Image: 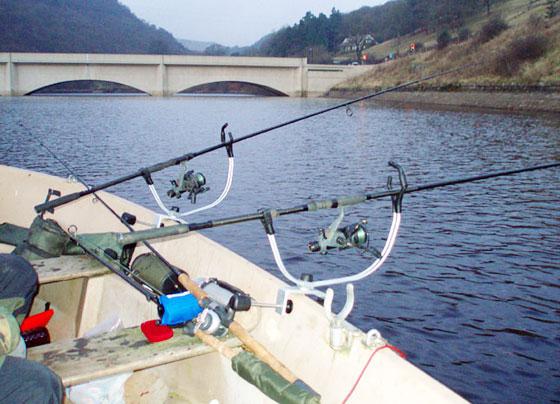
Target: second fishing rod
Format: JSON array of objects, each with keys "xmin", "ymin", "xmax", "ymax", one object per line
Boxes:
[
  {"xmin": 107, "ymin": 160, "xmax": 560, "ymax": 248},
  {"xmin": 69, "ymin": 160, "xmax": 558, "ymax": 297},
  {"xmin": 35, "ymin": 64, "xmax": 473, "ymax": 214}
]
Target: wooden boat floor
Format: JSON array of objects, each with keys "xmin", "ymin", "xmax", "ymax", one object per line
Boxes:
[
  {"xmin": 28, "ymin": 326, "xmax": 241, "ymax": 386},
  {"xmin": 32, "ymin": 255, "xmax": 110, "ymax": 284}
]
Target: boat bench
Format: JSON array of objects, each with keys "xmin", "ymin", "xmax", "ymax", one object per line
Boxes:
[
  {"xmin": 32, "ymin": 255, "xmax": 110, "ymax": 284},
  {"xmin": 27, "ymin": 325, "xmax": 241, "ymax": 387},
  {"xmin": 29, "ymin": 256, "xmax": 241, "ymax": 387}
]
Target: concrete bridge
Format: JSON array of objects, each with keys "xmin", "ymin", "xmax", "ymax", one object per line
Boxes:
[{"xmin": 0, "ymin": 52, "xmax": 372, "ymax": 97}]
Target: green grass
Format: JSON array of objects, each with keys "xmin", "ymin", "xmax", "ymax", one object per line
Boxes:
[{"xmin": 359, "ymin": 0, "xmax": 550, "ymax": 60}]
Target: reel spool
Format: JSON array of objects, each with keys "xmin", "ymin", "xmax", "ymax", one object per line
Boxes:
[
  {"xmin": 307, "ymin": 206, "xmax": 370, "ymax": 254},
  {"xmin": 308, "ymin": 221, "xmax": 369, "ymax": 253},
  {"xmin": 168, "ymin": 169, "xmax": 209, "ymax": 203}
]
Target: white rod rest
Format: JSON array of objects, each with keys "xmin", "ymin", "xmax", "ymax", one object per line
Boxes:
[
  {"xmin": 180, "ymin": 157, "xmax": 234, "ymax": 218},
  {"xmin": 324, "ymin": 284, "xmax": 354, "ymax": 322},
  {"xmin": 267, "ymin": 211, "xmax": 401, "ymax": 291},
  {"xmin": 148, "ymin": 157, "xmax": 234, "ymax": 225}
]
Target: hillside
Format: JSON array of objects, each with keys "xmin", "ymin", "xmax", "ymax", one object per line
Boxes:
[
  {"xmin": 197, "ymin": 1, "xmax": 495, "ymax": 59},
  {"xmin": 253, "ymin": 0, "xmax": 493, "ymax": 60},
  {"xmin": 331, "ymin": 0, "xmax": 560, "ymax": 94},
  {"xmin": 0, "ymin": 0, "xmax": 187, "ymax": 54},
  {"xmin": 179, "ymin": 39, "xmax": 215, "ymax": 53}
]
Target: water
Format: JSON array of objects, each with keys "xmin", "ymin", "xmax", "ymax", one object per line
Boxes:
[{"xmin": 1, "ymin": 95, "xmax": 559, "ymax": 402}]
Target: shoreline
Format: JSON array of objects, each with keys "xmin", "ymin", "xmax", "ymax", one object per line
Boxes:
[{"xmin": 326, "ymin": 90, "xmax": 560, "ymax": 114}]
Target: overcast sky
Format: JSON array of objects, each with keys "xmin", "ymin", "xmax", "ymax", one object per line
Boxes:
[{"xmin": 118, "ymin": 1, "xmax": 386, "ymax": 47}]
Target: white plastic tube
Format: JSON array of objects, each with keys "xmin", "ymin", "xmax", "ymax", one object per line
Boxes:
[
  {"xmin": 267, "ymin": 212, "xmax": 401, "ymax": 290},
  {"xmin": 179, "ymin": 158, "xmax": 234, "ymax": 218},
  {"xmin": 148, "ymin": 157, "xmax": 234, "ymax": 224}
]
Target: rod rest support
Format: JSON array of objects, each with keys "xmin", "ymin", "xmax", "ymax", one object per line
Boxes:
[
  {"xmin": 388, "ymin": 161, "xmax": 408, "ymax": 213},
  {"xmin": 259, "ymin": 209, "xmax": 278, "ymax": 235},
  {"xmin": 140, "ymin": 169, "xmax": 154, "ymax": 185},
  {"xmin": 324, "ymin": 283, "xmax": 354, "ymax": 323},
  {"xmin": 324, "ymin": 283, "xmax": 355, "ymax": 350},
  {"xmin": 221, "ymin": 123, "xmax": 234, "ymax": 158}
]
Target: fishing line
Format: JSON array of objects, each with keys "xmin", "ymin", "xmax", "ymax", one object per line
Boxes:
[{"xmin": 342, "ymin": 344, "xmax": 407, "ymax": 404}]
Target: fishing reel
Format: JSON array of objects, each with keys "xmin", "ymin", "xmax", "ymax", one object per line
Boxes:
[
  {"xmin": 189, "ymin": 299, "xmax": 234, "ymax": 337},
  {"xmin": 308, "ymin": 220, "xmax": 369, "ymax": 253},
  {"xmin": 182, "ymin": 279, "xmax": 252, "ymax": 337},
  {"xmin": 145, "ymin": 124, "xmax": 235, "ymax": 223},
  {"xmin": 308, "ymin": 208, "xmax": 376, "ymax": 255},
  {"xmin": 200, "ymin": 278, "xmax": 252, "ymax": 312},
  {"xmin": 156, "ymin": 277, "xmax": 251, "ymax": 338},
  {"xmin": 167, "ymin": 169, "xmax": 209, "ymax": 203}
]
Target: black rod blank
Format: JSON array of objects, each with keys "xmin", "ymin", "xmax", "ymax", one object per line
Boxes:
[
  {"xmin": 34, "ymin": 64, "xmax": 474, "ymax": 214},
  {"xmin": 116, "ymin": 162, "xmax": 560, "ymax": 246}
]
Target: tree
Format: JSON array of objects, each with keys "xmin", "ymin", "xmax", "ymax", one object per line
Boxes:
[
  {"xmin": 0, "ymin": 0, "xmax": 187, "ymax": 54},
  {"xmin": 437, "ymin": 29, "xmax": 452, "ymax": 49},
  {"xmin": 253, "ymin": 0, "xmax": 490, "ymax": 58},
  {"xmin": 204, "ymin": 44, "xmax": 228, "ymax": 56},
  {"xmin": 458, "ymin": 27, "xmax": 471, "ymax": 41},
  {"xmin": 326, "ymin": 8, "xmax": 343, "ymax": 52},
  {"xmin": 352, "ymin": 36, "xmax": 366, "ymax": 62},
  {"xmin": 407, "ymin": 0, "xmax": 429, "ymax": 31},
  {"xmin": 483, "ymin": 0, "xmax": 491, "ymax": 15},
  {"xmin": 546, "ymin": 0, "xmax": 558, "ymax": 18}
]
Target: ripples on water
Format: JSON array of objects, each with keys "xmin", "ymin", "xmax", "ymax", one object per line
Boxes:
[{"xmin": 1, "ymin": 95, "xmax": 559, "ymax": 402}]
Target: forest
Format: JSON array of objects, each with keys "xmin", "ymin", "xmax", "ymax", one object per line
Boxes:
[
  {"xmin": 253, "ymin": 0, "xmax": 504, "ymax": 60},
  {"xmin": 0, "ymin": 0, "xmax": 187, "ymax": 54}
]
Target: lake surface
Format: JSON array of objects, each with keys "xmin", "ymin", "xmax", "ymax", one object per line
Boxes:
[{"xmin": 1, "ymin": 95, "xmax": 559, "ymax": 402}]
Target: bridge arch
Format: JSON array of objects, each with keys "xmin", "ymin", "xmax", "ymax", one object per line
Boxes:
[
  {"xmin": 178, "ymin": 81, "xmax": 288, "ymax": 97},
  {"xmin": 8, "ymin": 59, "xmax": 159, "ymax": 96},
  {"xmin": 27, "ymin": 80, "xmax": 147, "ymax": 95}
]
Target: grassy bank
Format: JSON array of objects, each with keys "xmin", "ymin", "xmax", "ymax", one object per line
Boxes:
[{"xmin": 332, "ymin": 8, "xmax": 560, "ymax": 96}]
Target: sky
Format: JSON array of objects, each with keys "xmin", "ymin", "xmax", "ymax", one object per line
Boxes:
[{"xmin": 118, "ymin": 0, "xmax": 386, "ymax": 47}]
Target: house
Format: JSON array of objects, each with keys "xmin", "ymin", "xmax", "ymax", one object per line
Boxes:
[{"xmin": 340, "ymin": 34, "xmax": 376, "ymax": 53}]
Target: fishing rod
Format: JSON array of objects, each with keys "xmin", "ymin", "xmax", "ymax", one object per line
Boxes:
[
  {"xmin": 74, "ymin": 159, "xmax": 558, "ymax": 303},
  {"xmin": 34, "ymin": 63, "xmax": 474, "ymax": 214},
  {"xmin": 25, "ymin": 125, "xmax": 186, "ymax": 296},
  {"xmin": 24, "ymin": 158, "xmax": 559, "ymax": 399},
  {"xmin": 22, "ymin": 130, "xmax": 319, "ymax": 400},
  {"xmin": 110, "ymin": 161, "xmax": 560, "ymax": 247}
]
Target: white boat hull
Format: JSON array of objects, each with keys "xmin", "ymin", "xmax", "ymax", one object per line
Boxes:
[{"xmin": 0, "ymin": 165, "xmax": 466, "ymax": 403}]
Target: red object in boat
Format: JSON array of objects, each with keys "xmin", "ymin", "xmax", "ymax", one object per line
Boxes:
[
  {"xmin": 141, "ymin": 320, "xmax": 174, "ymax": 343},
  {"xmin": 20, "ymin": 309, "xmax": 54, "ymax": 332}
]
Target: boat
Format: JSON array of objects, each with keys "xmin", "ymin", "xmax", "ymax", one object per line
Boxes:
[{"xmin": 0, "ymin": 163, "xmax": 468, "ymax": 403}]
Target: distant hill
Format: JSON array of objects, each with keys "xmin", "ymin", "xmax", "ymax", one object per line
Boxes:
[
  {"xmin": 0, "ymin": 0, "xmax": 187, "ymax": 54},
  {"xmin": 179, "ymin": 39, "xmax": 215, "ymax": 53}
]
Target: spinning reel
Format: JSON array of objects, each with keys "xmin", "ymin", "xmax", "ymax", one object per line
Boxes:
[
  {"xmin": 145, "ymin": 124, "xmax": 235, "ymax": 223},
  {"xmin": 308, "ymin": 208, "xmax": 378, "ymax": 256},
  {"xmin": 149, "ymin": 273, "xmax": 252, "ymax": 339},
  {"xmin": 167, "ymin": 168, "xmax": 209, "ymax": 204}
]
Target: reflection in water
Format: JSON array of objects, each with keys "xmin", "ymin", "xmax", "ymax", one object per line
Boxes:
[{"xmin": 1, "ymin": 95, "xmax": 559, "ymax": 402}]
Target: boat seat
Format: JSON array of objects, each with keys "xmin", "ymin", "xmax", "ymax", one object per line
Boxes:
[
  {"xmin": 32, "ymin": 255, "xmax": 110, "ymax": 284},
  {"xmin": 27, "ymin": 325, "xmax": 241, "ymax": 387}
]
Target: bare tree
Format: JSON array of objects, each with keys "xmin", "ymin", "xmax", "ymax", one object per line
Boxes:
[{"xmin": 483, "ymin": 0, "xmax": 491, "ymax": 15}]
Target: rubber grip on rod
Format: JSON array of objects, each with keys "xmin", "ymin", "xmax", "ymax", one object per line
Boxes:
[{"xmin": 34, "ymin": 192, "xmax": 85, "ymax": 213}]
